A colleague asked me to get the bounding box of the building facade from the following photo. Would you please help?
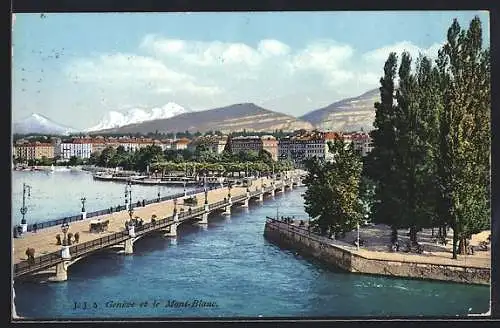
[60,139,93,159]
[231,136,263,155]
[14,142,55,161]
[189,135,228,154]
[342,132,373,157]
[278,131,339,166]
[261,135,278,161]
[173,138,190,150]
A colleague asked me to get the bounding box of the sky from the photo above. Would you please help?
[11,11,490,130]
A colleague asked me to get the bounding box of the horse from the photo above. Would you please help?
[25,248,35,264]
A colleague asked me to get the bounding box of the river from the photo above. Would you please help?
[12,170,490,318]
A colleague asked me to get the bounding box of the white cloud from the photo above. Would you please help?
[258,39,291,57]
[291,41,354,71]
[65,52,222,96]
[60,36,444,127]
[363,41,442,65]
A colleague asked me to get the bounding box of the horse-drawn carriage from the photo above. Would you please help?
[89,219,109,233]
[183,196,198,206]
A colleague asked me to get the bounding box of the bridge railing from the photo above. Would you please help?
[14,251,62,277]
[232,194,246,202]
[178,206,205,219]
[209,200,226,210]
[69,231,130,256]
[265,218,332,246]
[14,230,131,277]
[22,185,226,233]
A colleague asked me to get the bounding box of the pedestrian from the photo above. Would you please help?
[142,199,145,207]
[33,223,38,233]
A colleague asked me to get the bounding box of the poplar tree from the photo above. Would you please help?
[366,52,403,243]
[435,17,490,258]
[414,55,442,237]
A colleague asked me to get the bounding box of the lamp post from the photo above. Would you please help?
[204,173,208,205]
[124,183,129,211]
[19,183,32,233]
[81,197,86,212]
[157,185,161,202]
[183,181,186,196]
[128,181,133,220]
[228,183,232,199]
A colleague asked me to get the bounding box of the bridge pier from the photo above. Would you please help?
[223,199,232,216]
[53,261,69,282]
[165,214,179,237]
[197,205,209,225]
[281,185,285,193]
[270,189,275,197]
[124,238,134,254]
[257,189,264,202]
[241,192,250,208]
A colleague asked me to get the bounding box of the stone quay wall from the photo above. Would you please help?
[264,220,490,286]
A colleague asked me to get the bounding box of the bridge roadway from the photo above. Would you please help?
[12,173,303,281]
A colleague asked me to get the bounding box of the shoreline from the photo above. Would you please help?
[264,219,490,285]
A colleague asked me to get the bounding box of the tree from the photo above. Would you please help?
[258,149,273,164]
[393,52,437,243]
[303,139,364,238]
[98,146,116,167]
[68,156,80,166]
[365,52,403,243]
[435,17,490,258]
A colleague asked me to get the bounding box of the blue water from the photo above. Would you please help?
[13,171,490,318]
[12,170,186,226]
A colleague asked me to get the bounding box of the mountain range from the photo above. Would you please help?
[299,88,379,132]
[86,102,189,132]
[14,88,380,136]
[93,103,314,135]
[13,113,75,136]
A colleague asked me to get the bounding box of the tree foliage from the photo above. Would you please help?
[365,16,490,258]
[303,139,364,237]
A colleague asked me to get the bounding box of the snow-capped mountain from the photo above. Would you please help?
[86,102,189,132]
[13,113,75,135]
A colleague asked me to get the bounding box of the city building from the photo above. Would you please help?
[278,131,340,166]
[231,136,263,155]
[14,143,35,161]
[34,142,55,159]
[52,137,62,158]
[14,141,54,161]
[160,139,174,151]
[90,137,108,154]
[60,138,93,159]
[261,135,278,161]
[342,131,373,157]
[189,135,228,154]
[172,138,190,150]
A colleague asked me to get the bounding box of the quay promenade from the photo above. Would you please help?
[13,172,304,281]
[264,219,491,285]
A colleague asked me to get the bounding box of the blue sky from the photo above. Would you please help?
[12,11,490,130]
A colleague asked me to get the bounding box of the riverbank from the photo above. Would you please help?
[264,219,490,285]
